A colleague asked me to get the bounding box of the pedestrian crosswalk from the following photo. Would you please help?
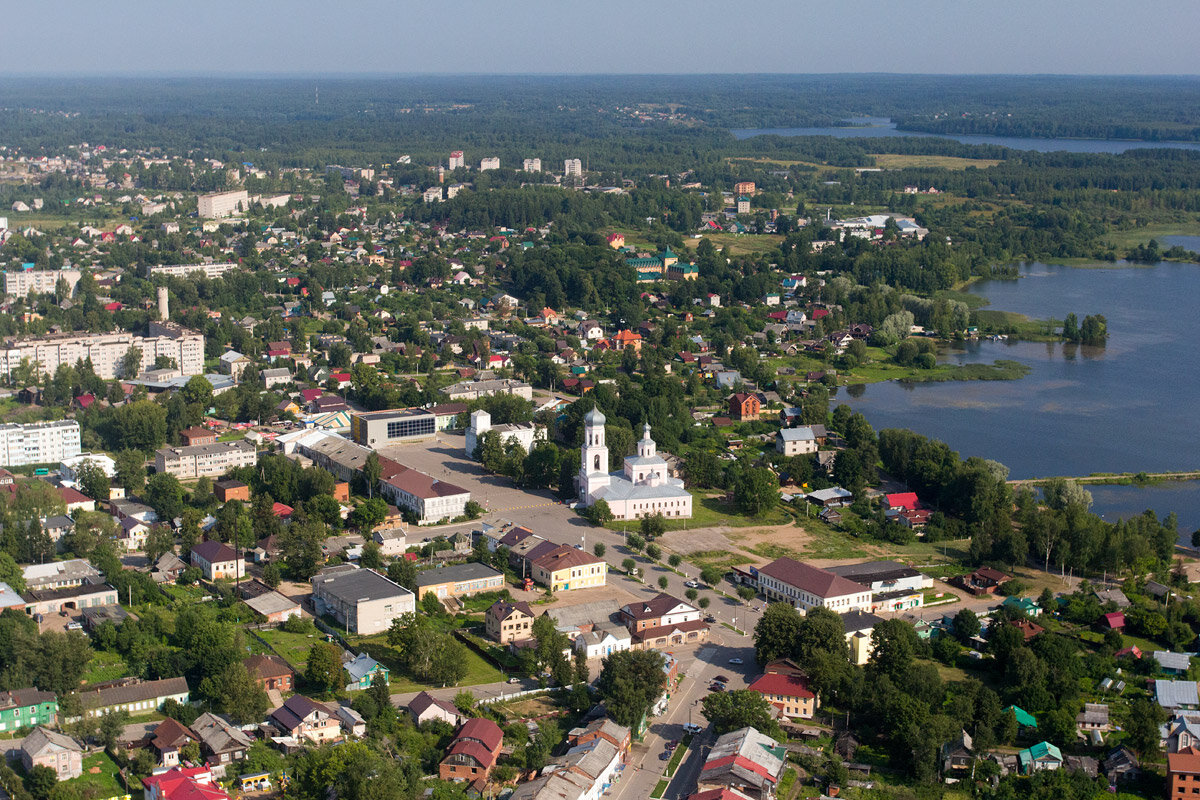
[489,501,559,512]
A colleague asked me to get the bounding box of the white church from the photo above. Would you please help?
[578,407,692,520]
[465,409,539,460]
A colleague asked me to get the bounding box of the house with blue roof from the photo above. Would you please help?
[1018,741,1063,774]
[343,652,388,691]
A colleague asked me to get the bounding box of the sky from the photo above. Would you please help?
[2,0,1199,76]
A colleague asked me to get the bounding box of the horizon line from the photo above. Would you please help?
[2,70,1200,80]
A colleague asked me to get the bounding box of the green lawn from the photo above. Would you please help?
[348,633,506,692]
[82,651,129,686]
[605,493,792,535]
[256,627,329,671]
[68,751,127,798]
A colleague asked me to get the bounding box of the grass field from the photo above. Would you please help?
[349,633,506,692]
[870,153,1003,170]
[256,627,328,671]
[82,651,129,686]
[681,233,783,257]
[69,751,127,797]
[1104,222,1200,250]
[604,493,792,535]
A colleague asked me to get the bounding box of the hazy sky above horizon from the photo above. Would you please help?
[3,0,1198,76]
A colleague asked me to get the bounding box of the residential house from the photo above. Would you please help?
[147,717,199,767]
[439,718,504,782]
[1170,747,1200,798]
[574,622,634,660]
[486,600,535,644]
[1103,745,1139,783]
[243,655,295,692]
[1018,741,1063,774]
[1158,680,1200,711]
[21,727,83,780]
[940,730,974,779]
[213,479,250,503]
[343,652,388,691]
[269,695,340,743]
[747,672,818,719]
[697,726,786,800]
[74,676,190,719]
[841,610,885,665]
[953,567,1010,595]
[1001,596,1042,617]
[143,766,230,800]
[310,565,415,635]
[775,427,817,456]
[1004,705,1039,731]
[409,691,466,727]
[192,712,253,766]
[727,392,760,421]
[190,539,244,580]
[755,557,873,613]
[244,590,301,624]
[1101,611,1125,631]
[150,552,188,583]
[0,688,57,732]
[1155,651,1192,675]
[179,427,217,447]
[413,562,504,600]
[1076,703,1110,735]
[530,546,607,592]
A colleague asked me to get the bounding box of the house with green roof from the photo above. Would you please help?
[1002,596,1042,617]
[1017,741,1063,774]
[1003,705,1038,729]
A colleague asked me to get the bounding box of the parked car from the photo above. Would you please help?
[66,622,83,631]
[704,615,717,623]
[685,580,700,588]
[728,657,744,665]
[683,723,702,735]
[708,683,726,692]
[659,750,671,761]
[714,675,729,683]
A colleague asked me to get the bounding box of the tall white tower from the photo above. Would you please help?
[579,406,610,502]
[157,286,169,321]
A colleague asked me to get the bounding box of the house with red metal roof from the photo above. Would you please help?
[143,766,230,800]
[697,726,787,800]
[439,718,504,783]
[747,672,818,720]
[884,492,920,511]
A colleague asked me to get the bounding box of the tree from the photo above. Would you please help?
[794,607,847,663]
[120,346,144,379]
[953,609,981,643]
[868,619,917,681]
[144,525,176,565]
[585,499,613,526]
[360,540,383,570]
[596,649,666,728]
[109,400,167,452]
[24,765,57,800]
[733,467,778,517]
[350,498,388,532]
[305,642,345,694]
[262,563,282,589]
[593,542,606,558]
[144,473,185,521]
[1126,696,1166,757]
[114,449,146,493]
[645,543,662,560]
[700,566,725,586]
[387,559,418,590]
[668,554,682,567]
[754,603,803,665]
[640,515,666,540]
[74,460,110,501]
[658,576,669,590]
[701,690,781,738]
[99,708,130,750]
[626,533,645,552]
[361,451,381,499]
[0,553,25,593]
[621,558,636,574]
[203,662,268,724]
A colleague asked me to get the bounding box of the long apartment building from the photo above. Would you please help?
[146,262,237,280]
[197,190,249,219]
[4,269,82,298]
[0,322,204,380]
[0,421,81,467]
[155,440,257,479]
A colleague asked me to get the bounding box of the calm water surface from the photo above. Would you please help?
[840,262,1200,534]
[731,118,1200,154]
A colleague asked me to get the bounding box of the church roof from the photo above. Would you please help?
[584,407,606,425]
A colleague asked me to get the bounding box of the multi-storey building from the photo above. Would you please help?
[0,322,204,380]
[755,557,873,613]
[3,269,81,297]
[0,688,58,732]
[522,158,541,172]
[448,151,465,170]
[0,420,80,467]
[479,157,500,171]
[146,262,237,280]
[485,600,535,644]
[197,190,248,218]
[310,566,415,635]
[379,465,470,525]
[351,408,437,447]
[154,440,257,479]
[564,158,583,177]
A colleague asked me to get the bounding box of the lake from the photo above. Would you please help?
[731,118,1200,154]
[838,261,1200,535]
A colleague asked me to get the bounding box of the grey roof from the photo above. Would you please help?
[542,601,619,633]
[1154,651,1193,671]
[312,566,412,604]
[840,609,885,634]
[1077,703,1110,725]
[22,559,101,588]
[244,591,300,617]
[1094,587,1131,608]
[343,652,383,683]
[77,676,189,711]
[413,561,502,588]
[192,712,252,753]
[777,427,816,442]
[1156,679,1199,708]
[22,727,81,757]
[558,738,619,781]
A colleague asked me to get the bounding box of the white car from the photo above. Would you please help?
[685,580,700,588]
[728,657,744,665]
[683,723,702,735]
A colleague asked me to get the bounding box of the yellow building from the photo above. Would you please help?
[531,546,607,592]
[747,673,818,719]
[842,610,885,666]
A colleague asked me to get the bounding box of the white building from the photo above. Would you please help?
[465,409,538,460]
[379,465,471,526]
[197,190,249,219]
[756,557,873,613]
[59,452,117,482]
[0,322,204,380]
[522,158,542,172]
[0,421,81,467]
[4,269,81,298]
[564,159,583,177]
[776,426,818,456]
[578,411,691,520]
[480,157,500,171]
[423,187,443,203]
[448,151,465,170]
[146,262,236,280]
[154,440,258,479]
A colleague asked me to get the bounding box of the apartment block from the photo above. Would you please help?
[0,323,204,380]
[154,440,258,479]
[146,263,237,280]
[197,190,249,218]
[0,421,81,467]
[4,269,82,298]
[564,158,583,177]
